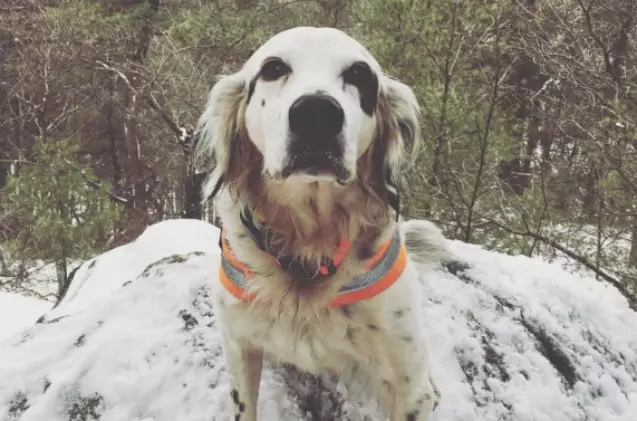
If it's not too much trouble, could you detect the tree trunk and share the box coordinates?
[107,78,122,189]
[118,0,160,225]
[181,130,205,220]
[430,0,459,191]
[629,213,637,269]
[0,159,8,190]
[55,258,67,298]
[0,252,8,277]
[183,170,206,220]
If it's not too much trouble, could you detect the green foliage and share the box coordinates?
[4,138,120,269]
[1,0,635,296]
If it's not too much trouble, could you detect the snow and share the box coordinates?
[0,293,52,342]
[1,218,636,421]
[0,258,62,300]
[46,218,221,320]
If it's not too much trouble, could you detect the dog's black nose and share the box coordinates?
[289,93,344,140]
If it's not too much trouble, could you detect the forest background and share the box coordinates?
[1,0,635,305]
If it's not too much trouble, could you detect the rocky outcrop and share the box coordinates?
[0,220,635,421]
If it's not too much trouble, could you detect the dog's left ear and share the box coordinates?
[380,75,421,175]
[366,75,421,215]
[194,71,247,200]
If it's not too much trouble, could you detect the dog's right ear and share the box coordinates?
[195,72,247,200]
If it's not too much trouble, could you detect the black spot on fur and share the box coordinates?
[75,334,86,347]
[43,378,51,393]
[261,99,265,106]
[367,324,379,331]
[403,375,410,383]
[430,389,440,409]
[231,388,246,414]
[231,389,240,405]
[341,305,354,318]
[342,61,378,115]
[406,410,419,421]
[402,335,413,343]
[394,308,408,318]
[235,415,241,421]
[88,260,96,269]
[179,310,199,331]
[122,280,132,287]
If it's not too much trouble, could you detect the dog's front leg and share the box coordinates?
[377,338,439,421]
[219,329,263,421]
[372,289,440,420]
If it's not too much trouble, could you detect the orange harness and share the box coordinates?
[219,229,407,307]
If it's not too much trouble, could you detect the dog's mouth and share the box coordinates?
[279,150,351,184]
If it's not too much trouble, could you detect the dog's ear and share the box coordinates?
[362,75,421,214]
[195,72,249,200]
[380,76,421,178]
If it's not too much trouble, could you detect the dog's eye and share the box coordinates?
[342,61,373,86]
[259,58,291,81]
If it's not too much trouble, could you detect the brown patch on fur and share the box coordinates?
[224,99,264,201]
[356,92,397,207]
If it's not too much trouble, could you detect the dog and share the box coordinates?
[195,27,445,421]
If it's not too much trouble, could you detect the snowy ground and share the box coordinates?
[0,260,60,301]
[0,293,52,342]
[0,219,636,421]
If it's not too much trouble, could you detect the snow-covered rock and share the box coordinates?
[0,219,636,421]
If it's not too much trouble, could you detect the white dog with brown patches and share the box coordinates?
[196,27,445,421]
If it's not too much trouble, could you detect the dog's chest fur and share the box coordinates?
[217,271,420,377]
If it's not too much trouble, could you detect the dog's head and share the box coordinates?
[196,27,420,201]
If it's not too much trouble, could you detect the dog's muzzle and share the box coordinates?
[282,93,350,182]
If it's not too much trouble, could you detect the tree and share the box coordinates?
[1,0,635,300]
[4,138,121,293]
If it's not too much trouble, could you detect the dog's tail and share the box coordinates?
[399,219,448,265]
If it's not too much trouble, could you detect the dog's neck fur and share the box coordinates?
[217,174,394,272]
[244,177,391,264]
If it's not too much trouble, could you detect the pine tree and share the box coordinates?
[4,138,121,295]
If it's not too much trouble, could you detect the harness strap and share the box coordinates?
[218,228,407,307]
